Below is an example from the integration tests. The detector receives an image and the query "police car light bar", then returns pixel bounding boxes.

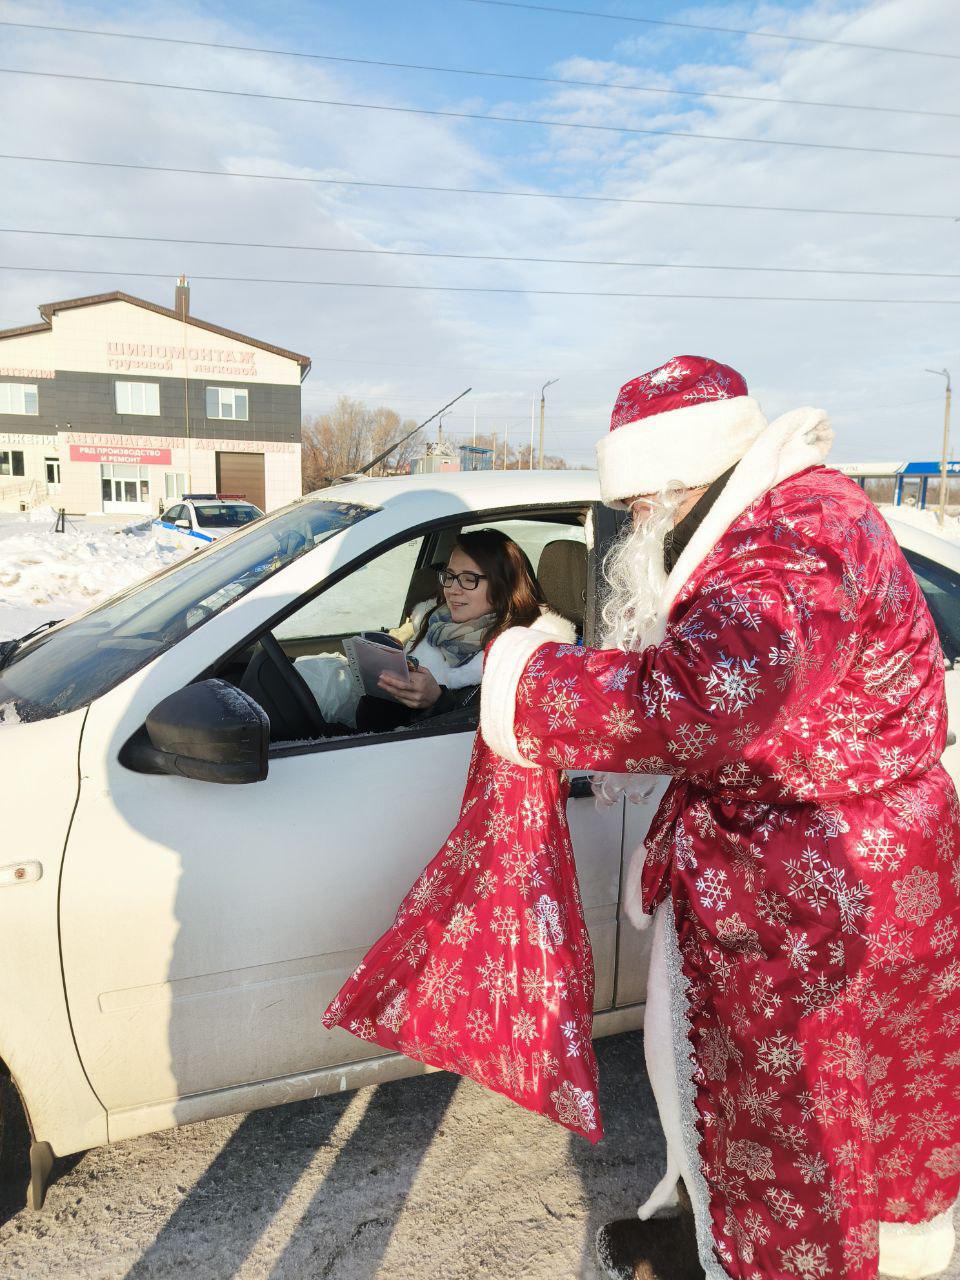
[182,492,248,501]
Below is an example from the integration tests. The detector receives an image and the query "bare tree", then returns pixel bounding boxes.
[367,407,423,476]
[301,398,423,491]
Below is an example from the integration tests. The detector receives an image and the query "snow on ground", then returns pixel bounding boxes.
[0,508,192,640]
[878,503,960,542]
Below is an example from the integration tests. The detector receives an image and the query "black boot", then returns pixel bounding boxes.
[595,1183,705,1280]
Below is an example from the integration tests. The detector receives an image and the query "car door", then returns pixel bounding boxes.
[900,546,960,786]
[59,501,623,1136]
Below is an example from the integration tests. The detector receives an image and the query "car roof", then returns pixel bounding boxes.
[302,469,602,520]
[885,516,960,573]
[185,498,259,507]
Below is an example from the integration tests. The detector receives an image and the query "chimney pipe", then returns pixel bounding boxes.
[175,274,190,320]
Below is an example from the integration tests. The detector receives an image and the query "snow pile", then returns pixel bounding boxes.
[0,515,192,639]
[27,503,63,524]
[878,504,960,543]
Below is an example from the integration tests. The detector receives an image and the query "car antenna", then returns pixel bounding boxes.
[340,387,472,482]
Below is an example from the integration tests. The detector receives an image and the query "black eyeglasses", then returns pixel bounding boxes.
[439,568,488,591]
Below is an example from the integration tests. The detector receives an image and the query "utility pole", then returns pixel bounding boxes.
[472,404,477,448]
[927,368,953,525]
[504,423,510,470]
[179,274,193,492]
[538,378,558,469]
[491,430,497,470]
[529,397,536,469]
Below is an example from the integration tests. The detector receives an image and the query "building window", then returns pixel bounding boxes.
[45,456,61,487]
[206,386,248,421]
[100,463,151,507]
[164,471,188,502]
[0,383,39,415]
[115,381,160,416]
[0,450,25,476]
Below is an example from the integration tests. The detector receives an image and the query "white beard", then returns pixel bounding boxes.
[593,490,684,806]
[599,493,681,653]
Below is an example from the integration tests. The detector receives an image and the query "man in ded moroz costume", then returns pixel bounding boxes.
[480,356,960,1280]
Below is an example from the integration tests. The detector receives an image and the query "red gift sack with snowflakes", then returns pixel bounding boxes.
[322,733,603,1142]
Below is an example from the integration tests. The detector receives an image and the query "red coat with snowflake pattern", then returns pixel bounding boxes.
[491,466,960,1280]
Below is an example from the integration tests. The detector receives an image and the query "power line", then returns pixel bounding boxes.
[1,263,956,304]
[3,225,956,281]
[462,0,960,62]
[2,67,957,161]
[1,19,953,121]
[3,154,951,223]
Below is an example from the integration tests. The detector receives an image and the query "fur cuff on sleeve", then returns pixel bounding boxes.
[480,627,554,766]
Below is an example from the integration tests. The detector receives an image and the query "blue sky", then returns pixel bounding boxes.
[1,0,957,465]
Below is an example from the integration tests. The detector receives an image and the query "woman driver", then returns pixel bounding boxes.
[376,528,555,716]
[299,528,575,730]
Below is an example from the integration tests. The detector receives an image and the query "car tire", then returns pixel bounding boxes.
[0,1075,30,1220]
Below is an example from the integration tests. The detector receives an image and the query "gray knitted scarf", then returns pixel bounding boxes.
[423,604,496,667]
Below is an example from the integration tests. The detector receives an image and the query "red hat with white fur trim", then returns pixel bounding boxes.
[596,355,766,507]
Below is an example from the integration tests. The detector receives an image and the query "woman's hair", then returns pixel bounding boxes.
[414,528,545,651]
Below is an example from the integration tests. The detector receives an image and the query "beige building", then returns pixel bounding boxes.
[0,279,311,516]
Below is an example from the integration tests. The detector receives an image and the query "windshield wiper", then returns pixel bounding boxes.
[0,619,63,672]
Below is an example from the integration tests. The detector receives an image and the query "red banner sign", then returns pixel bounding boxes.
[69,445,172,466]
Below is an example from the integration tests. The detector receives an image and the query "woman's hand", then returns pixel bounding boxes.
[377,666,443,710]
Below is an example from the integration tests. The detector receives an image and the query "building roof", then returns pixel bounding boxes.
[0,290,312,379]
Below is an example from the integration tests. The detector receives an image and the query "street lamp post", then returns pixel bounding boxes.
[538,378,559,469]
[926,368,953,525]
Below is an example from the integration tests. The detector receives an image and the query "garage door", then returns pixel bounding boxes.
[216,451,265,511]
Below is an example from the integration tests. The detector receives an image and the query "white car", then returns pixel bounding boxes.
[154,494,264,543]
[0,472,957,1209]
[882,516,960,771]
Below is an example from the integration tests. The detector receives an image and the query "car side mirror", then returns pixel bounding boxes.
[175,519,191,529]
[120,679,269,783]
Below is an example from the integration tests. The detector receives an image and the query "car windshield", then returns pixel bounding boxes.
[194,503,261,527]
[0,498,375,723]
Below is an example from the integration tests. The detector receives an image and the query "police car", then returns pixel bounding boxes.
[154,494,264,543]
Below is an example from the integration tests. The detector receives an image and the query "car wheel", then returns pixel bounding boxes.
[0,1076,30,1218]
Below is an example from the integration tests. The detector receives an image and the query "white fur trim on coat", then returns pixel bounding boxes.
[878,1211,956,1279]
[480,608,575,766]
[596,395,766,507]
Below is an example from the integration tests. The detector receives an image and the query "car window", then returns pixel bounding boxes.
[459,516,584,574]
[260,513,588,749]
[0,499,376,722]
[165,505,184,523]
[902,548,960,663]
[194,503,261,528]
[274,536,424,641]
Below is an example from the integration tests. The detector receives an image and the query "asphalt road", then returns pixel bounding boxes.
[0,1033,664,1280]
[0,1032,957,1280]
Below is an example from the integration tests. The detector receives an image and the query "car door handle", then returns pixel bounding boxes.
[568,774,595,799]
